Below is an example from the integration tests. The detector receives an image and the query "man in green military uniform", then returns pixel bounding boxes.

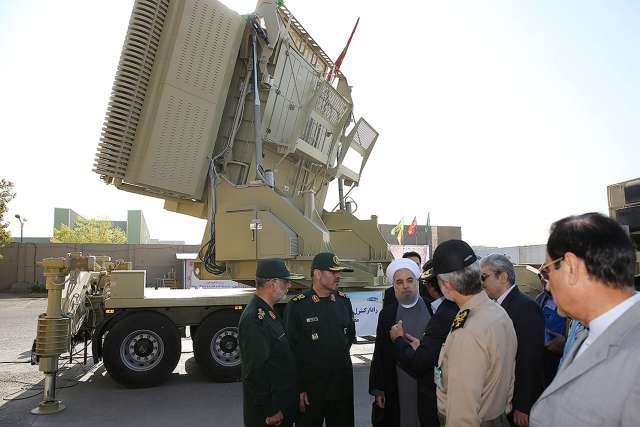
[239,258,304,426]
[285,252,356,427]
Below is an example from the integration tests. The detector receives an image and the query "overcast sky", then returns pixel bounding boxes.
[1,0,639,247]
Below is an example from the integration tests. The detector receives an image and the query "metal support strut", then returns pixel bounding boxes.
[252,32,264,182]
[31,258,70,415]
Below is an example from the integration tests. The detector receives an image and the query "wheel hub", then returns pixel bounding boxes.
[220,335,236,352]
[210,327,240,367]
[120,330,165,372]
[134,337,154,357]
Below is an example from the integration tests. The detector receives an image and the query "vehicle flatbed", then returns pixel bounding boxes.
[106,287,256,309]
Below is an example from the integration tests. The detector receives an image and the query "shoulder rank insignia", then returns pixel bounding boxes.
[269,311,276,320]
[451,309,470,331]
[257,308,266,320]
[330,294,336,302]
[312,294,320,303]
[338,291,347,298]
[291,293,306,302]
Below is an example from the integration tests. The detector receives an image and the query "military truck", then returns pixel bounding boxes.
[32,0,392,413]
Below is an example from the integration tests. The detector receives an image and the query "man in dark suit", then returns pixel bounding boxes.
[481,254,545,426]
[390,268,458,427]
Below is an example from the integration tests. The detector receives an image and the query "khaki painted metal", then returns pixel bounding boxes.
[32,257,71,415]
[94,0,246,200]
[607,178,640,274]
[103,267,255,308]
[94,0,391,289]
[514,264,544,299]
[108,270,147,299]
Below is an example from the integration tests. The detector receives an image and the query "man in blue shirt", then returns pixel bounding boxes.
[535,283,568,387]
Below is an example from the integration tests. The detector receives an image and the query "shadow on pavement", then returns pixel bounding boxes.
[1,354,373,427]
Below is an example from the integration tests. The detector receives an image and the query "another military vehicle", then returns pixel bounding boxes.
[32,0,392,413]
[608,178,640,280]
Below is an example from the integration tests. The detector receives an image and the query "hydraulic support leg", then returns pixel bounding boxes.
[31,258,70,415]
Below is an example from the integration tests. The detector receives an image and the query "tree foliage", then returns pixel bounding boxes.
[52,218,127,244]
[0,179,16,256]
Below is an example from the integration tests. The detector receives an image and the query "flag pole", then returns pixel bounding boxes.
[327,17,360,82]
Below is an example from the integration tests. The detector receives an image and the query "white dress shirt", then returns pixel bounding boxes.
[576,292,640,358]
[496,285,516,305]
[430,296,444,313]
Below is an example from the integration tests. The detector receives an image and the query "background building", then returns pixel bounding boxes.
[379,223,462,260]
[52,208,182,244]
[473,244,546,265]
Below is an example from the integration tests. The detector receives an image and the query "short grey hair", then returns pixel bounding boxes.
[255,277,269,288]
[437,260,482,295]
[481,254,515,285]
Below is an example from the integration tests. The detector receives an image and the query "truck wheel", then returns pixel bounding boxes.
[103,311,181,388]
[193,310,241,382]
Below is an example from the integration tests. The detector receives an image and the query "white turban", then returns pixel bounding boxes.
[386,258,421,285]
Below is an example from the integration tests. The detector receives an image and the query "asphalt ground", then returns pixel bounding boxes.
[0,296,376,426]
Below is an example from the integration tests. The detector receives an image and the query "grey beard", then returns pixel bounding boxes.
[398,293,419,307]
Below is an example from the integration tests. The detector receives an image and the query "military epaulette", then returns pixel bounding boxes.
[257,307,266,320]
[451,309,470,331]
[337,291,348,298]
[291,293,306,302]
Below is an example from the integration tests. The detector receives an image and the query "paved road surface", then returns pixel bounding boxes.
[0,295,376,426]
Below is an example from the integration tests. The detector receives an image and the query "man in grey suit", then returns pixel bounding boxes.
[530,212,640,426]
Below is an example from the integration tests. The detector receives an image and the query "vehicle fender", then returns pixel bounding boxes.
[92,310,128,363]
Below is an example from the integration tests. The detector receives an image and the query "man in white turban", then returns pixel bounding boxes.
[369,258,431,427]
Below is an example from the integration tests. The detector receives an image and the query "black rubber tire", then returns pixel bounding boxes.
[103,311,181,388]
[193,310,242,382]
[190,325,199,341]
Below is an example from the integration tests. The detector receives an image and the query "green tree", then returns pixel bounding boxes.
[52,218,127,244]
[0,179,16,258]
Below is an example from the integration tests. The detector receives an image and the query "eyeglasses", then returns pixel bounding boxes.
[537,256,564,281]
[480,272,494,282]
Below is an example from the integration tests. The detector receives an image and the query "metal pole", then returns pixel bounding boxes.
[32,243,38,284]
[252,33,263,182]
[42,375,56,402]
[16,243,20,283]
[338,178,346,211]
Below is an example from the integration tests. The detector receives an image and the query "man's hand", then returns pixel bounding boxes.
[375,395,385,409]
[405,332,421,350]
[545,331,565,355]
[512,409,529,426]
[298,392,310,413]
[390,320,404,341]
[265,410,284,426]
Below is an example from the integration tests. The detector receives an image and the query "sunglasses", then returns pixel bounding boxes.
[480,272,494,282]
[537,256,564,282]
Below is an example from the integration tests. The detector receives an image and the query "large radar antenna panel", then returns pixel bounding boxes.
[94,0,244,201]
